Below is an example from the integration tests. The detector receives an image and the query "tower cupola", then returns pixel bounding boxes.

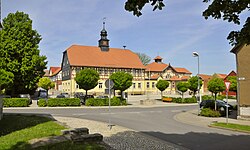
[98,21,109,51]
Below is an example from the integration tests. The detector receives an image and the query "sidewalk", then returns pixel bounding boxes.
[54,116,187,150]
[174,109,250,128]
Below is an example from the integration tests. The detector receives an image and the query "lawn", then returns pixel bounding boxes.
[0,114,106,150]
[211,122,250,133]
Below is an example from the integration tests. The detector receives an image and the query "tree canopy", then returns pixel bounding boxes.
[0,11,47,96]
[0,69,14,93]
[227,76,237,92]
[75,69,100,95]
[124,0,250,45]
[176,82,190,99]
[136,52,151,66]
[188,76,203,96]
[156,79,169,98]
[109,71,133,96]
[38,77,55,91]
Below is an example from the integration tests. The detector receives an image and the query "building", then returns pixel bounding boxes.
[145,56,192,94]
[199,74,212,94]
[222,70,237,96]
[48,67,62,92]
[231,44,250,119]
[61,23,146,96]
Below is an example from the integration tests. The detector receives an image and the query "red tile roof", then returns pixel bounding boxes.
[50,67,60,74]
[169,76,182,81]
[146,62,168,71]
[174,67,192,74]
[199,74,212,81]
[181,76,190,80]
[216,73,227,79]
[154,56,163,60]
[150,74,160,79]
[66,45,145,69]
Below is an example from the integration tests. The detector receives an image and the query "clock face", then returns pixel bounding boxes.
[102,41,108,45]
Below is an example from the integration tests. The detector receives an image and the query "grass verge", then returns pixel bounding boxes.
[210,122,250,133]
[0,114,107,150]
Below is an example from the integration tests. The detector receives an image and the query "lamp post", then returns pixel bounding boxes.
[192,52,202,112]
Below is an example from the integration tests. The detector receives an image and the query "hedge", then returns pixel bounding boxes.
[85,97,126,106]
[202,95,236,100]
[163,97,197,103]
[38,99,47,107]
[46,98,80,107]
[3,98,29,107]
[200,108,221,117]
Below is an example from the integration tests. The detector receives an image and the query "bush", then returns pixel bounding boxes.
[200,108,221,117]
[202,95,214,100]
[171,97,197,103]
[85,96,127,106]
[47,98,80,107]
[38,99,47,107]
[3,98,29,107]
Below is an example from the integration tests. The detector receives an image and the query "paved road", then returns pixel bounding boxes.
[4,105,250,150]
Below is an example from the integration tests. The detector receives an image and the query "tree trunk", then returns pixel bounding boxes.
[113,89,116,96]
[182,93,184,103]
[214,93,217,110]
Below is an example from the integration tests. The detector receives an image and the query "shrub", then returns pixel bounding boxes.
[85,96,127,106]
[3,98,29,107]
[202,95,214,100]
[200,108,221,117]
[38,99,47,107]
[47,98,80,107]
[171,97,196,103]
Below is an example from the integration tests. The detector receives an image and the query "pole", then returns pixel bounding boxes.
[197,55,201,114]
[108,79,111,129]
[226,90,228,124]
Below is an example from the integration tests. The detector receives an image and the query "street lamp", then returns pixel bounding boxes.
[0,0,2,30]
[192,52,202,111]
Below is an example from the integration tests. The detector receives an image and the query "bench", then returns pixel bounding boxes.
[162,97,172,102]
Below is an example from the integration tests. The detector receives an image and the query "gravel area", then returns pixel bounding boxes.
[54,116,187,150]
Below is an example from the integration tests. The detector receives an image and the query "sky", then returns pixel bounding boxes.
[2,0,246,75]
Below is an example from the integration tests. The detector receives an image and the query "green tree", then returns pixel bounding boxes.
[0,11,47,96]
[0,69,14,94]
[110,72,133,97]
[156,80,169,98]
[124,0,250,45]
[176,82,190,100]
[207,77,226,110]
[75,69,100,96]
[188,76,203,97]
[227,76,237,92]
[136,52,151,66]
[38,77,55,95]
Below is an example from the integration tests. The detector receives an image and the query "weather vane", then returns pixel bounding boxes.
[103,17,106,29]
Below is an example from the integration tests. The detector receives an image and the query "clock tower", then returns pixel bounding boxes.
[98,21,109,51]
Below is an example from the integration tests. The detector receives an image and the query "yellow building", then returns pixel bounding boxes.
[61,23,145,96]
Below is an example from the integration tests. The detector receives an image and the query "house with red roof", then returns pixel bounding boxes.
[48,67,62,92]
[61,23,145,96]
[145,56,192,94]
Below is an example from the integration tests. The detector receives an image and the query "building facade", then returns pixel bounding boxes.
[231,44,250,119]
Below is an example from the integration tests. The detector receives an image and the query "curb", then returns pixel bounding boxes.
[208,124,250,134]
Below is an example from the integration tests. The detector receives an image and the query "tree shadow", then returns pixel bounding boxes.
[104,130,250,150]
[0,113,55,137]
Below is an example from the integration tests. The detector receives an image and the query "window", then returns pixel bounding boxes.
[104,69,108,75]
[76,84,79,89]
[99,83,103,89]
[133,83,136,88]
[147,82,150,88]
[152,82,155,88]
[138,83,141,89]
[172,82,175,88]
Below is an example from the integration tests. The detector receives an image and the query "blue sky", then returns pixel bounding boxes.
[2,0,244,75]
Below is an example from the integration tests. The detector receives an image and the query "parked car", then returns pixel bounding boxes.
[56,94,66,98]
[0,95,11,99]
[61,93,70,98]
[74,92,84,98]
[18,94,32,104]
[96,95,109,99]
[80,95,94,104]
[200,99,233,114]
[38,90,48,99]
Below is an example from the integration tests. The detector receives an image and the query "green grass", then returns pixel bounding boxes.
[0,114,66,150]
[211,122,250,133]
[0,114,108,150]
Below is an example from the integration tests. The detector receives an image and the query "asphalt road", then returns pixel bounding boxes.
[3,105,250,150]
